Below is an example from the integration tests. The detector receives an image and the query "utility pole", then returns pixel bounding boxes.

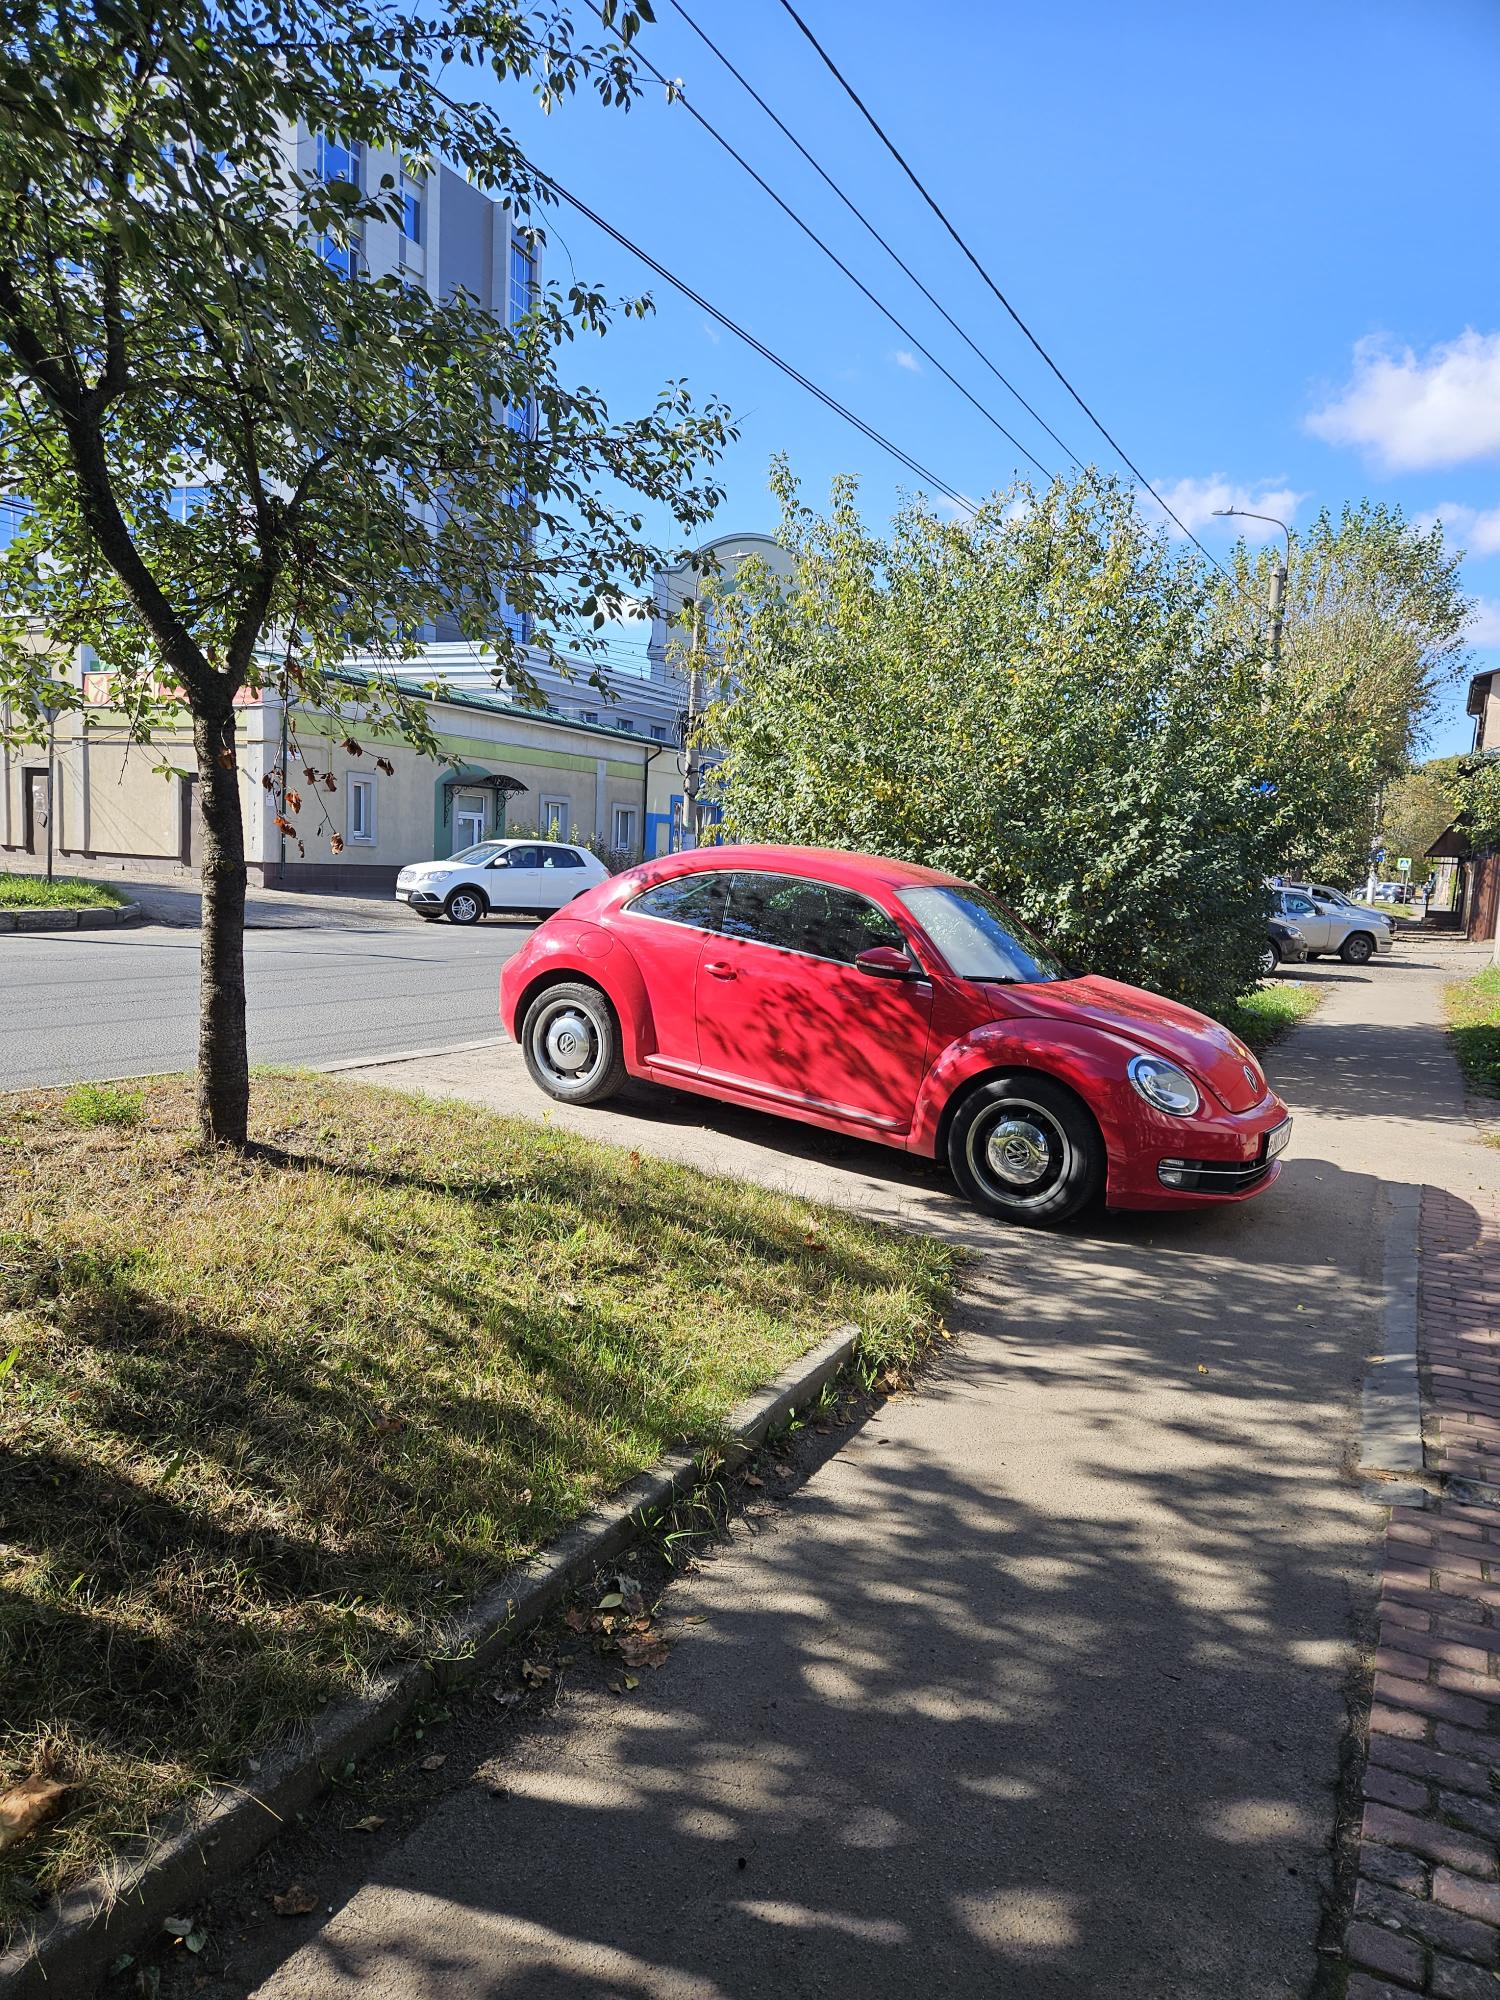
[680,597,704,849]
[1212,507,1291,668]
[39,686,64,883]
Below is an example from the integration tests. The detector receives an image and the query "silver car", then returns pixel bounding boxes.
[1276,888,1393,965]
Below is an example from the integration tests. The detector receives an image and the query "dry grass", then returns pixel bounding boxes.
[0,1072,951,1930]
[1224,980,1323,1053]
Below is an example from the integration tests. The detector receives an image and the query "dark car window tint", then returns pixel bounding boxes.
[720,875,907,964]
[626,873,729,930]
[505,846,540,869]
[541,847,586,869]
[898,884,1065,983]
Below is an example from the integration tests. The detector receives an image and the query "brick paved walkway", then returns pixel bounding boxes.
[1349,1187,1500,1999]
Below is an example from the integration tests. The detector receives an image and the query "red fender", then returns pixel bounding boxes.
[500,921,657,1067]
[907,1017,1138,1163]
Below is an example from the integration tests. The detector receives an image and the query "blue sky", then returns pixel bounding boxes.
[510,0,1499,751]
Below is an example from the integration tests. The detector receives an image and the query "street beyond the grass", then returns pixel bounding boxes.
[0,887,526,1089]
[192,939,1496,2000]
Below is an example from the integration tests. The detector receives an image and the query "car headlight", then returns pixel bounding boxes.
[1283,924,1303,938]
[1127,1054,1201,1116]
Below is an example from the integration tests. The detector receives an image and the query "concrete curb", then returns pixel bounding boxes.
[0,1322,862,1999]
[319,1035,512,1074]
[1359,1181,1426,1504]
[0,901,141,933]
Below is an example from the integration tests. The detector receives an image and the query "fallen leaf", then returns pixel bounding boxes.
[559,1291,580,1310]
[681,1614,707,1625]
[161,1918,195,1940]
[271,1885,318,1917]
[743,1474,764,1488]
[618,1631,670,1670]
[1197,1364,1208,1374]
[564,1608,589,1634]
[520,1661,552,1687]
[597,1591,624,1609]
[608,1673,641,1694]
[491,1689,523,1707]
[352,1815,385,1833]
[0,1778,68,1854]
[419,1753,447,1771]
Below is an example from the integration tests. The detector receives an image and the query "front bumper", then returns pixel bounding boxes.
[1106,1090,1292,1211]
[396,885,443,908]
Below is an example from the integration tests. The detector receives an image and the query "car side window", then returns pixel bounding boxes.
[549,849,587,869]
[626,873,730,930]
[1283,895,1315,917]
[503,846,540,870]
[721,874,907,964]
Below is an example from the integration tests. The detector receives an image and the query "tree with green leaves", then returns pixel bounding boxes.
[703,461,1285,1019]
[1377,765,1460,879]
[0,0,732,1145]
[1216,502,1472,881]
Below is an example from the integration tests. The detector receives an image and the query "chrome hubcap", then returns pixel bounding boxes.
[984,1117,1052,1188]
[543,1008,595,1076]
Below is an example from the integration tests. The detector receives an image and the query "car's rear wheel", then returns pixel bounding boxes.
[1340,931,1375,965]
[946,1074,1104,1227]
[521,981,626,1105]
[1258,940,1279,977]
[445,885,487,926]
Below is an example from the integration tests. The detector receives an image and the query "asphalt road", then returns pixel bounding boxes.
[216,941,1500,2000]
[0,911,526,1091]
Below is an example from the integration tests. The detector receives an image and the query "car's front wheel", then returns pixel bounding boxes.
[1257,940,1279,977]
[521,981,626,1105]
[946,1074,1104,1226]
[445,885,487,926]
[1340,931,1375,965]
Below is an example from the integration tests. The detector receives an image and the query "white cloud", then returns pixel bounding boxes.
[1470,596,1500,647]
[891,350,922,374]
[701,321,721,345]
[1146,475,1307,540]
[1307,330,1500,471]
[1417,501,1500,558]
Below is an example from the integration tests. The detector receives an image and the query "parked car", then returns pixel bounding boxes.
[1285,880,1397,933]
[396,840,609,925]
[499,846,1292,1227]
[1259,915,1309,977]
[1275,889,1392,964]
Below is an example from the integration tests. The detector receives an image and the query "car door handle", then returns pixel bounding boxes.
[703,960,737,980]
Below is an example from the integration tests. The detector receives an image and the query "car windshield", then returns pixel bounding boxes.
[449,841,510,865]
[898,883,1068,984]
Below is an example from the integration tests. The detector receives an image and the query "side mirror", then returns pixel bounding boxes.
[487,855,510,869]
[855,945,917,979]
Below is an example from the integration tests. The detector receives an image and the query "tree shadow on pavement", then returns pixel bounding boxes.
[233,1143,1386,2000]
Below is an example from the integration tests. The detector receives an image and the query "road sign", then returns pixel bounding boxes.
[1397,857,1412,872]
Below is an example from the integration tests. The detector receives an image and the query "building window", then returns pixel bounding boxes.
[649,724,667,742]
[348,774,376,844]
[540,796,569,839]
[315,134,363,277]
[612,805,638,852]
[168,485,210,522]
[508,236,537,327]
[0,495,32,549]
[615,717,636,732]
[580,710,599,725]
[401,173,424,246]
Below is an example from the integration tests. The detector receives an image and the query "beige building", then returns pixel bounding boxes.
[1,667,688,890]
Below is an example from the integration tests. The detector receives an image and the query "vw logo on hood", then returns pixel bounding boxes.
[1242,1063,1261,1094]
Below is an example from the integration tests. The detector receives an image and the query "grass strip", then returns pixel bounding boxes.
[1224,980,1324,1054]
[0,1072,951,1929]
[0,873,128,910]
[1444,964,1500,1096]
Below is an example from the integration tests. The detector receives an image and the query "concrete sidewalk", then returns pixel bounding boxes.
[237,944,1498,1999]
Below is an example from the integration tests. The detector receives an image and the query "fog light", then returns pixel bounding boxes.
[1158,1160,1187,1188]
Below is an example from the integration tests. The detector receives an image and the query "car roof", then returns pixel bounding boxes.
[616,844,966,894]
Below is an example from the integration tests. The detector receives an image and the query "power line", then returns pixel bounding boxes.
[664,0,1082,476]
[600,5,1054,481]
[535,167,979,511]
[772,0,1232,579]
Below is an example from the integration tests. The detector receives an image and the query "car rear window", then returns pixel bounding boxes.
[626,873,731,930]
[899,884,1066,983]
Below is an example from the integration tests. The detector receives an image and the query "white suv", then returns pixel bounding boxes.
[396,840,609,926]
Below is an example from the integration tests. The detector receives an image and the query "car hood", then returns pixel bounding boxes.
[996,973,1268,1112]
[400,860,456,878]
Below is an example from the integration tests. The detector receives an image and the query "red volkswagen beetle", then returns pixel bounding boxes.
[498,846,1291,1226]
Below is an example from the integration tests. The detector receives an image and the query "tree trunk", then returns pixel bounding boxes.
[194,703,250,1148]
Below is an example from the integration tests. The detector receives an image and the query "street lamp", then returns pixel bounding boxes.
[1212,507,1291,666]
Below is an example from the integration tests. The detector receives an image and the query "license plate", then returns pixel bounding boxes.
[395,888,410,900]
[1264,1117,1292,1160]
